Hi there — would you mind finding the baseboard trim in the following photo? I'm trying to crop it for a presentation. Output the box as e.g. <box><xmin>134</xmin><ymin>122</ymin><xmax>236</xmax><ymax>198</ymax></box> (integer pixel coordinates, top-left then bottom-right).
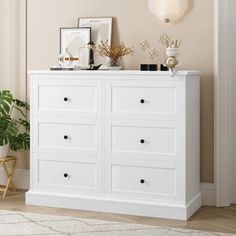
<box><xmin>200</xmin><ymin>183</ymin><xmax>216</xmax><ymax>206</ymax></box>
<box><xmin>186</xmin><ymin>192</ymin><xmax>202</xmax><ymax>218</ymax></box>
<box><xmin>26</xmin><ymin>191</ymin><xmax>201</xmax><ymax>220</ymax></box>
<box><xmin>0</xmin><ymin>168</ymin><xmax>215</xmax><ymax>207</ymax></box>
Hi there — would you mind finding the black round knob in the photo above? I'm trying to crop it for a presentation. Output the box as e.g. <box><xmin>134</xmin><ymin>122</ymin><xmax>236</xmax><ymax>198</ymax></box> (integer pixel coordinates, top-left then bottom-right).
<box><xmin>140</xmin><ymin>139</ymin><xmax>145</xmax><ymax>144</ymax></box>
<box><xmin>140</xmin><ymin>99</ymin><xmax>145</xmax><ymax>104</ymax></box>
<box><xmin>64</xmin><ymin>135</ymin><xmax>68</xmax><ymax>140</ymax></box>
<box><xmin>140</xmin><ymin>179</ymin><xmax>145</xmax><ymax>184</ymax></box>
<box><xmin>64</xmin><ymin>97</ymin><xmax>68</xmax><ymax>102</ymax></box>
<box><xmin>64</xmin><ymin>173</ymin><xmax>68</xmax><ymax>178</ymax></box>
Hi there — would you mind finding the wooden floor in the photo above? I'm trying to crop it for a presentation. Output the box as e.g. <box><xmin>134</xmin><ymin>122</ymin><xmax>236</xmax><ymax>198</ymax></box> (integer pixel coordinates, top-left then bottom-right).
<box><xmin>0</xmin><ymin>191</ymin><xmax>235</xmax><ymax>234</ymax></box>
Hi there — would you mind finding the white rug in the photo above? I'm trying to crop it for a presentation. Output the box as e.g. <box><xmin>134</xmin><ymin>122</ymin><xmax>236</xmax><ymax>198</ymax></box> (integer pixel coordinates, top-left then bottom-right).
<box><xmin>0</xmin><ymin>210</ymin><xmax>234</xmax><ymax>236</ymax></box>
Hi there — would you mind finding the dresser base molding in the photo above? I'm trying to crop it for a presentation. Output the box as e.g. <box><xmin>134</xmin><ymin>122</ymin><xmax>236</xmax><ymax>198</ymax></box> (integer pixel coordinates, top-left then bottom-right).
<box><xmin>26</xmin><ymin>191</ymin><xmax>202</xmax><ymax>220</ymax></box>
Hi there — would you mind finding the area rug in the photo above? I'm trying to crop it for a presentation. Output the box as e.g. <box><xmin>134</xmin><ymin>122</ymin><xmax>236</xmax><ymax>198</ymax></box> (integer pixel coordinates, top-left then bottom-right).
<box><xmin>0</xmin><ymin>210</ymin><xmax>234</xmax><ymax>236</ymax></box>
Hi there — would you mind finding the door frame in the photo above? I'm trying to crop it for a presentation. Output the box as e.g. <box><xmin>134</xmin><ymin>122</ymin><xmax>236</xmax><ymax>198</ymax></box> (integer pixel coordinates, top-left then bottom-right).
<box><xmin>214</xmin><ymin>0</ymin><xmax>233</xmax><ymax>207</ymax></box>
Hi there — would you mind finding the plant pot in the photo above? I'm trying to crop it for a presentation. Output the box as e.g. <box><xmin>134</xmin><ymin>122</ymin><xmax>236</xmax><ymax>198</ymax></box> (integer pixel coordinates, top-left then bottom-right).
<box><xmin>0</xmin><ymin>143</ymin><xmax>9</xmax><ymax>158</ymax></box>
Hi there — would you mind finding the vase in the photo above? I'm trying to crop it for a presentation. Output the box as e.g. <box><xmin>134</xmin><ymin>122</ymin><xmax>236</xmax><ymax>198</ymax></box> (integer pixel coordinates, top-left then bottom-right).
<box><xmin>165</xmin><ymin>47</ymin><xmax>180</xmax><ymax>72</ymax></box>
<box><xmin>0</xmin><ymin>143</ymin><xmax>9</xmax><ymax>158</ymax></box>
<box><xmin>107</xmin><ymin>58</ymin><xmax>122</xmax><ymax>70</ymax></box>
<box><xmin>166</xmin><ymin>47</ymin><xmax>180</xmax><ymax>58</ymax></box>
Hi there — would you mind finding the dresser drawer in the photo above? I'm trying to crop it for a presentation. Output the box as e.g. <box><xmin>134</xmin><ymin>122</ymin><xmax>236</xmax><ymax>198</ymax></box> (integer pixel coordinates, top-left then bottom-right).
<box><xmin>32</xmin><ymin>79</ymin><xmax>102</xmax><ymax>117</ymax></box>
<box><xmin>105</xmin><ymin>80</ymin><xmax>182</xmax><ymax>120</ymax></box>
<box><xmin>105</xmin><ymin>164</ymin><xmax>176</xmax><ymax>200</ymax></box>
<box><xmin>36</xmin><ymin>158</ymin><xmax>101</xmax><ymax>196</ymax></box>
<box><xmin>33</xmin><ymin>117</ymin><xmax>102</xmax><ymax>156</ymax></box>
<box><xmin>105</xmin><ymin>119</ymin><xmax>179</xmax><ymax>161</ymax></box>
<box><xmin>112</xmin><ymin>125</ymin><xmax>176</xmax><ymax>153</ymax></box>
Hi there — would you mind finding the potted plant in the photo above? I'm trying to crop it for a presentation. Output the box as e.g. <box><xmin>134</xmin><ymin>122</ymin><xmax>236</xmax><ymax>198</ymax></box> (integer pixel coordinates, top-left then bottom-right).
<box><xmin>96</xmin><ymin>41</ymin><xmax>134</xmax><ymax>69</ymax></box>
<box><xmin>0</xmin><ymin>90</ymin><xmax>30</xmax><ymax>158</ymax></box>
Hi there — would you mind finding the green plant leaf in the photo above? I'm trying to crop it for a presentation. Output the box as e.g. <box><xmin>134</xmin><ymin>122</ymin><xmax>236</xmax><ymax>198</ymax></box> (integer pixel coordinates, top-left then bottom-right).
<box><xmin>12</xmin><ymin>106</ymin><xmax>27</xmax><ymax>119</ymax></box>
<box><xmin>10</xmin><ymin>133</ymin><xmax>30</xmax><ymax>151</ymax></box>
<box><xmin>17</xmin><ymin>119</ymin><xmax>30</xmax><ymax>131</ymax></box>
<box><xmin>0</xmin><ymin>116</ymin><xmax>18</xmax><ymax>146</ymax></box>
<box><xmin>0</xmin><ymin>91</ymin><xmax>13</xmax><ymax>116</ymax></box>
<box><xmin>0</xmin><ymin>90</ymin><xmax>30</xmax><ymax>152</ymax></box>
<box><xmin>13</xmin><ymin>99</ymin><xmax>30</xmax><ymax>111</ymax></box>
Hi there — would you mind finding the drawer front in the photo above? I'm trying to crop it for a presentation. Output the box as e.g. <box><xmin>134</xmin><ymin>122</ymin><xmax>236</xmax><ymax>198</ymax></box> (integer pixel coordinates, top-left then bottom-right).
<box><xmin>112</xmin><ymin>126</ymin><xmax>176</xmax><ymax>154</ymax></box>
<box><xmin>32</xmin><ymin>79</ymin><xmax>102</xmax><ymax>117</ymax></box>
<box><xmin>112</xmin><ymin>165</ymin><xmax>175</xmax><ymax>195</ymax></box>
<box><xmin>33</xmin><ymin>117</ymin><xmax>102</xmax><ymax>156</ymax></box>
<box><xmin>104</xmin><ymin>161</ymin><xmax>178</xmax><ymax>201</ymax></box>
<box><xmin>105</xmin><ymin>119</ymin><xmax>180</xmax><ymax>161</ymax></box>
<box><xmin>105</xmin><ymin>80</ymin><xmax>183</xmax><ymax>120</ymax></box>
<box><xmin>34</xmin><ymin>156</ymin><xmax>101</xmax><ymax>196</ymax></box>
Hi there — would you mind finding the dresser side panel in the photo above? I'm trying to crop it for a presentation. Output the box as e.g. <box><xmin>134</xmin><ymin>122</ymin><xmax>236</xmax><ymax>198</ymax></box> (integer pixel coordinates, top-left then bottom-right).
<box><xmin>185</xmin><ymin>76</ymin><xmax>201</xmax><ymax>203</ymax></box>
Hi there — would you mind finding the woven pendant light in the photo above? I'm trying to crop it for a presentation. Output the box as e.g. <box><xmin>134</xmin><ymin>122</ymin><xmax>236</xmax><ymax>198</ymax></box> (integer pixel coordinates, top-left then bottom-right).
<box><xmin>148</xmin><ymin>0</ymin><xmax>189</xmax><ymax>24</ymax></box>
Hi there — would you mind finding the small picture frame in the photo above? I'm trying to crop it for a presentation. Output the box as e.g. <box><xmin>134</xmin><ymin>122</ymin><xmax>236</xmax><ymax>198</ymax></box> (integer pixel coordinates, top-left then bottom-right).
<box><xmin>78</xmin><ymin>17</ymin><xmax>112</xmax><ymax>65</ymax></box>
<box><xmin>60</xmin><ymin>27</ymin><xmax>91</xmax><ymax>67</ymax></box>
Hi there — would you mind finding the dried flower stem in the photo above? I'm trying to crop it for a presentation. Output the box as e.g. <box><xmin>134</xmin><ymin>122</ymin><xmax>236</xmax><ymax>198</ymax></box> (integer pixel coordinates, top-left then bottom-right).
<box><xmin>160</xmin><ymin>34</ymin><xmax>181</xmax><ymax>48</ymax></box>
<box><xmin>96</xmin><ymin>41</ymin><xmax>134</xmax><ymax>62</ymax></box>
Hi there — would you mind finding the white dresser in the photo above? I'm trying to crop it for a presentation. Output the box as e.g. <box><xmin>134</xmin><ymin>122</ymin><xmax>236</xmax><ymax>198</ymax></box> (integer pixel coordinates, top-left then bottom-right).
<box><xmin>26</xmin><ymin>70</ymin><xmax>201</xmax><ymax>220</ymax></box>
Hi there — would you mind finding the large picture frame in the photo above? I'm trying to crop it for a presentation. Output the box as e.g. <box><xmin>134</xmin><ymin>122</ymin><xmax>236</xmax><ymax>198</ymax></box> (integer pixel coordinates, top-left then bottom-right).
<box><xmin>60</xmin><ymin>27</ymin><xmax>91</xmax><ymax>67</ymax></box>
<box><xmin>78</xmin><ymin>17</ymin><xmax>112</xmax><ymax>65</ymax></box>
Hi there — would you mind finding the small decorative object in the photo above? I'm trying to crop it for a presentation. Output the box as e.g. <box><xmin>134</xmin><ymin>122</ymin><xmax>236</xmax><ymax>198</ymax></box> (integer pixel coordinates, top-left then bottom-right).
<box><xmin>58</xmin><ymin>49</ymin><xmax>74</xmax><ymax>67</ymax></box>
<box><xmin>160</xmin><ymin>34</ymin><xmax>181</xmax><ymax>48</ymax></box>
<box><xmin>78</xmin><ymin>17</ymin><xmax>112</xmax><ymax>66</ymax></box>
<box><xmin>140</xmin><ymin>40</ymin><xmax>159</xmax><ymax>61</ymax></box>
<box><xmin>160</xmin><ymin>64</ymin><xmax>169</xmax><ymax>71</ymax></box>
<box><xmin>140</xmin><ymin>64</ymin><xmax>158</xmax><ymax>71</ymax></box>
<box><xmin>140</xmin><ymin>64</ymin><xmax>149</xmax><ymax>71</ymax></box>
<box><xmin>160</xmin><ymin>34</ymin><xmax>181</xmax><ymax>73</ymax></box>
<box><xmin>87</xmin><ymin>41</ymin><xmax>95</xmax><ymax>69</ymax></box>
<box><xmin>60</xmin><ymin>27</ymin><xmax>91</xmax><ymax>67</ymax></box>
<box><xmin>165</xmin><ymin>56</ymin><xmax>178</xmax><ymax>71</ymax></box>
<box><xmin>149</xmin><ymin>64</ymin><xmax>158</xmax><ymax>71</ymax></box>
<box><xmin>86</xmin><ymin>41</ymin><xmax>102</xmax><ymax>70</ymax></box>
<box><xmin>148</xmin><ymin>0</ymin><xmax>190</xmax><ymax>24</ymax></box>
<box><xmin>96</xmin><ymin>41</ymin><xmax>134</xmax><ymax>69</ymax></box>
<box><xmin>0</xmin><ymin>91</ymin><xmax>30</xmax><ymax>158</ymax></box>
<box><xmin>50</xmin><ymin>66</ymin><xmax>74</xmax><ymax>71</ymax></box>
<box><xmin>165</xmin><ymin>47</ymin><xmax>179</xmax><ymax>70</ymax></box>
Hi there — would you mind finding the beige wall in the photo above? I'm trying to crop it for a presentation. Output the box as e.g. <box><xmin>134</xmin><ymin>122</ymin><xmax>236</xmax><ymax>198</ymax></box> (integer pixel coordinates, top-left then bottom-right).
<box><xmin>27</xmin><ymin>0</ymin><xmax>214</xmax><ymax>182</ymax></box>
<box><xmin>0</xmin><ymin>0</ymin><xmax>27</xmax><ymax>169</ymax></box>
<box><xmin>0</xmin><ymin>0</ymin><xmax>26</xmax><ymax>100</ymax></box>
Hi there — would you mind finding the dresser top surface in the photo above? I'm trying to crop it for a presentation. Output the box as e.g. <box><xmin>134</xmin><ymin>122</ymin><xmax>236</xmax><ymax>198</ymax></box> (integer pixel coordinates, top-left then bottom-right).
<box><xmin>28</xmin><ymin>70</ymin><xmax>201</xmax><ymax>77</ymax></box>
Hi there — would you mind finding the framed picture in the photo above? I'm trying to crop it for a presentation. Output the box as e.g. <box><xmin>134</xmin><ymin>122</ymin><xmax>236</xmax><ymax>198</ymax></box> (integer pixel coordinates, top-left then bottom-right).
<box><xmin>60</xmin><ymin>27</ymin><xmax>91</xmax><ymax>66</ymax></box>
<box><xmin>78</xmin><ymin>17</ymin><xmax>112</xmax><ymax>65</ymax></box>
